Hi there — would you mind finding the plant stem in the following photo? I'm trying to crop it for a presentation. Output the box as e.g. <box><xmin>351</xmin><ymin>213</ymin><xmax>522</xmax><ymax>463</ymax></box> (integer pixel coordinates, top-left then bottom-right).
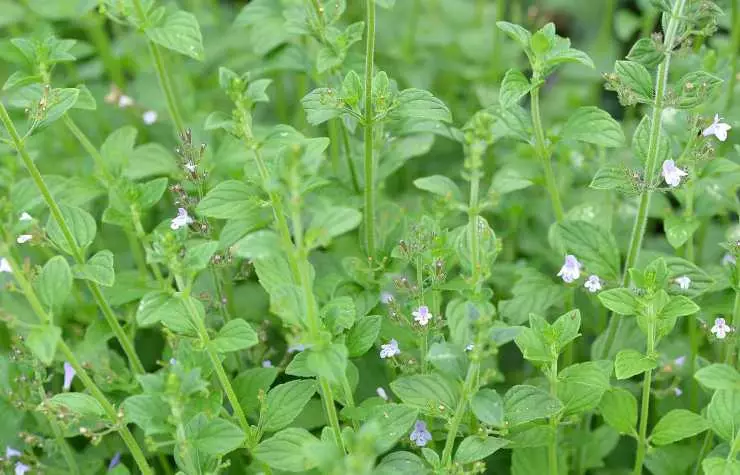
<box><xmin>468</xmin><ymin>154</ymin><xmax>482</xmax><ymax>288</ymax></box>
<box><xmin>692</xmin><ymin>431</ymin><xmax>715</xmax><ymax>475</ymax></box>
<box><xmin>725</xmin><ymin>259</ymin><xmax>740</xmax><ymax>365</ymax></box>
<box><xmin>598</xmin><ymin>0</ymin><xmax>687</xmax><ymax>360</ymax></box>
<box><xmin>0</xmin><ymin>104</ymin><xmax>145</xmax><ymax>375</ymax></box>
<box><xmin>633</xmin><ymin>323</ymin><xmax>656</xmax><ymax>475</ymax></box>
<box><xmin>441</xmin><ymin>360</ymin><xmax>480</xmax><ymax>467</ymax></box>
<box><xmin>530</xmin><ymin>85</ymin><xmax>565</xmax><ymax>223</ymax></box>
<box><xmin>42</xmin><ymin>392</ymin><xmax>81</xmax><ymax>475</ymax></box>
<box><xmin>6</xmin><ymin>255</ymin><xmax>153</xmax><ymax>475</ymax></box>
<box><xmin>726</xmin><ymin>0</ymin><xmax>740</xmax><ymax>111</ymax></box>
<box><xmin>341</xmin><ymin>122</ymin><xmax>360</xmax><ymax>193</ymax></box>
<box><xmin>363</xmin><ymin>0</ymin><xmax>377</xmax><ymax>258</ymax></box>
<box><xmin>548</xmin><ymin>359</ymin><xmax>559</xmax><ymax>475</ymax></box>
<box><xmin>86</xmin><ymin>14</ymin><xmax>125</xmax><ymax>87</ymax></box>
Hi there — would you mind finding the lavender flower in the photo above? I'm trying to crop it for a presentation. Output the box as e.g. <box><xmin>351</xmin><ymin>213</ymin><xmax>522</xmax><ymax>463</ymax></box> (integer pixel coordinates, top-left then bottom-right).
<box><xmin>16</xmin><ymin>235</ymin><xmax>32</xmax><ymax>244</ymax></box>
<box><xmin>711</xmin><ymin>318</ymin><xmax>732</xmax><ymax>339</ymax></box>
<box><xmin>5</xmin><ymin>447</ymin><xmax>21</xmax><ymax>458</ymax></box>
<box><xmin>63</xmin><ymin>362</ymin><xmax>76</xmax><ymax>391</ymax></box>
<box><xmin>288</xmin><ymin>343</ymin><xmax>306</xmax><ymax>353</ymax></box>
<box><xmin>675</xmin><ymin>276</ymin><xmax>691</xmax><ymax>290</ymax></box>
<box><xmin>262</xmin><ymin>360</ymin><xmax>273</xmax><ymax>368</ymax></box>
<box><xmin>584</xmin><ymin>275</ymin><xmax>602</xmax><ymax>293</ymax></box>
<box><xmin>15</xmin><ymin>463</ymin><xmax>30</xmax><ymax>475</ymax></box>
<box><xmin>376</xmin><ymin>387</ymin><xmax>388</xmax><ymax>401</ymax></box>
<box><xmin>380</xmin><ymin>292</ymin><xmax>394</xmax><ymax>304</ymax></box>
<box><xmin>380</xmin><ymin>339</ymin><xmax>400</xmax><ymax>359</ymax></box>
<box><xmin>409</xmin><ymin>420</ymin><xmax>432</xmax><ymax>447</ymax></box>
<box><xmin>702</xmin><ymin>114</ymin><xmax>731</xmax><ymax>141</ymax></box>
<box><xmin>170</xmin><ymin>208</ymin><xmax>194</xmax><ymax>230</ymax></box>
<box><xmin>673</xmin><ymin>387</ymin><xmax>683</xmax><ymax>397</ymax></box>
<box><xmin>412</xmin><ymin>306</ymin><xmax>432</xmax><ymax>326</ymax></box>
<box><xmin>661</xmin><ymin>160</ymin><xmax>687</xmax><ymax>187</ymax></box>
<box><xmin>118</xmin><ymin>95</ymin><xmax>133</xmax><ymax>108</ymax></box>
<box><xmin>722</xmin><ymin>253</ymin><xmax>736</xmax><ymax>266</ymax></box>
<box><xmin>142</xmin><ymin>110</ymin><xmax>158</xmax><ymax>125</ymax></box>
<box><xmin>674</xmin><ymin>356</ymin><xmax>686</xmax><ymax>367</ymax></box>
<box><xmin>0</xmin><ymin>258</ymin><xmax>12</xmax><ymax>273</ymax></box>
<box><xmin>19</xmin><ymin>212</ymin><xmax>32</xmax><ymax>222</ymax></box>
<box><xmin>108</xmin><ymin>452</ymin><xmax>121</xmax><ymax>470</ymax></box>
<box><xmin>557</xmin><ymin>255</ymin><xmax>581</xmax><ymax>283</ymax></box>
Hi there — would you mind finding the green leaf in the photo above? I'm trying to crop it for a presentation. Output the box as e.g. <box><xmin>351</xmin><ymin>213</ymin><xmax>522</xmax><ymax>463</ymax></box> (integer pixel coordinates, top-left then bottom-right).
<box><xmin>375</xmin><ymin>451</ymin><xmax>426</xmax><ymax>475</ymax></box>
<box><xmin>390</xmin><ymin>374</ymin><xmax>460</xmax><ymax>413</ymax></box>
<box><xmin>233</xmin><ymin>230</ymin><xmax>281</xmax><ymax>261</ymax></box>
<box><xmin>662</xmin><ymin>256</ymin><xmax>714</xmax><ymax>298</ymax></box>
<box><xmin>413</xmin><ymin>175</ymin><xmax>463</xmax><ymax>202</ymax></box>
<box><xmin>427</xmin><ymin>342</ymin><xmax>467</xmax><ymax>380</ymax></box>
<box><xmin>626</xmin><ymin>37</ymin><xmax>663</xmax><ymax>68</ymax></box>
<box><xmin>598</xmin><ymin>289</ymin><xmax>640</xmax><ymax>315</ymax></box>
<box><xmin>196</xmin><ymin>181</ymin><xmax>259</xmax><ymax>219</ymax></box>
<box><xmin>192</xmin><ymin>417</ymin><xmax>245</xmax><ymax>455</ymax></box>
<box><xmin>306</xmin><ymin>207</ymin><xmax>362</xmax><ymax>249</ymax></box>
<box><xmin>504</xmin><ymin>385</ymin><xmax>563</xmax><ymax>426</ymax></box>
<box><xmin>366</xmin><ymin>404</ymin><xmax>418</xmax><ymax>453</ymax></box>
<box><xmin>499</xmin><ymin>69</ymin><xmax>531</xmax><ymax>108</ymax></box>
<box><xmin>346</xmin><ymin>315</ymin><xmax>381</xmax><ymax>357</ymax></box>
<box><xmin>136</xmin><ymin>291</ymin><xmax>178</xmax><ymax>327</ymax></box>
<box><xmin>36</xmin><ymin>256</ymin><xmax>73</xmax><ymax>310</ymax></box>
<box><xmin>233</xmin><ymin>367</ymin><xmax>279</xmax><ymax>415</ymax></box>
<box><xmin>496</xmin><ymin>21</ymin><xmax>532</xmax><ymax>51</ymax></box>
<box><xmin>614</xmin><ymin>60</ymin><xmax>653</xmax><ymax>102</ymax></box>
<box><xmin>26</xmin><ymin>325</ymin><xmax>62</xmax><ymax>365</ymax></box>
<box><xmin>48</xmin><ymin>392</ymin><xmax>106</xmax><ymax>417</ymax></box>
<box><xmin>320</xmin><ymin>297</ymin><xmax>356</xmax><ymax>335</ymax></box>
<box><xmin>34</xmin><ymin>88</ymin><xmax>79</xmax><ymax>132</ymax></box>
<box><xmin>552</xmin><ymin>309</ymin><xmax>582</xmax><ymax>353</ymax></box>
<box><xmin>664</xmin><ymin>215</ymin><xmax>700</xmax><ymax>249</ymax></box>
<box><xmin>123</xmin><ymin>394</ymin><xmax>170</xmax><ymax>435</ymax></box>
<box><xmin>695</xmin><ymin>364</ymin><xmax>740</xmax><ymax>391</ymax></box>
<box><xmin>615</xmin><ymin>349</ymin><xmax>657</xmax><ymax>380</ymax></box>
<box><xmin>649</xmin><ymin>409</ymin><xmax>709</xmax><ymax>445</ymax></box>
<box><xmin>46</xmin><ymin>204</ymin><xmax>97</xmax><ymax>255</ymax></box>
<box><xmin>560</xmin><ymin>107</ymin><xmax>625</xmax><ymax>147</ymax></box>
<box><xmin>72</xmin><ymin>250</ymin><xmax>115</xmax><ymax>287</ymax></box>
<box><xmin>454</xmin><ymin>436</ymin><xmax>509</xmax><ymax>464</ymax></box>
<box><xmin>659</xmin><ymin>296</ymin><xmax>699</xmax><ymax>320</ymax></box>
<box><xmin>234</xmin><ymin>0</ymin><xmax>294</xmax><ymax>55</ymax></box>
<box><xmin>394</xmin><ymin>89</ymin><xmax>452</xmax><ymax>123</ymax></box>
<box><xmin>558</xmin><ymin>361</ymin><xmax>612</xmax><ymax>416</ymax></box>
<box><xmin>675</xmin><ymin>71</ymin><xmax>723</xmax><ymax>109</ymax></box>
<box><xmin>146</xmin><ymin>10</ymin><xmax>204</xmax><ymax>61</ymax></box>
<box><xmin>301</xmin><ymin>88</ymin><xmax>345</xmax><ymax>125</ymax></box>
<box><xmin>471</xmin><ymin>389</ymin><xmax>505</xmax><ymax>428</ymax></box>
<box><xmin>590</xmin><ymin>167</ymin><xmax>636</xmax><ymax>193</ymax></box>
<box><xmin>253</xmin><ymin>428</ymin><xmax>320</xmax><ymax>472</ymax></box>
<box><xmin>211</xmin><ymin>320</ymin><xmax>258</xmax><ymax>353</ymax></box>
<box><xmin>490</xmin><ymin>167</ymin><xmax>533</xmax><ymax>195</ymax></box>
<box><xmin>306</xmin><ymin>344</ymin><xmax>348</xmax><ymax>384</ymax></box>
<box><xmin>374</xmin><ymin>0</ymin><xmax>395</xmax><ymax>7</ymax></box>
<box><xmin>555</xmin><ymin>220</ymin><xmax>621</xmax><ymax>282</ymax></box>
<box><xmin>263</xmin><ymin>379</ymin><xmax>317</xmax><ymax>432</ymax></box>
<box><xmin>707</xmin><ymin>390</ymin><xmax>740</xmax><ymax>442</ymax></box>
<box><xmin>599</xmin><ymin>387</ymin><xmax>638</xmax><ymax>436</ymax></box>
<box><xmin>702</xmin><ymin>458</ymin><xmax>740</xmax><ymax>475</ymax></box>
<box><xmin>247</xmin><ymin>79</ymin><xmax>273</xmax><ymax>103</ymax></box>
<box><xmin>183</xmin><ymin>241</ymin><xmax>218</xmax><ymax>273</ymax></box>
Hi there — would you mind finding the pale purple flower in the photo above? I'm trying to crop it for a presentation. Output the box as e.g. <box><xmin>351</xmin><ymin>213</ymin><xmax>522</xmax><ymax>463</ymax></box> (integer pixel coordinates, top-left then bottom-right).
<box><xmin>673</xmin><ymin>387</ymin><xmax>683</xmax><ymax>397</ymax></box>
<box><xmin>15</xmin><ymin>463</ymin><xmax>30</xmax><ymax>475</ymax></box>
<box><xmin>409</xmin><ymin>420</ymin><xmax>432</xmax><ymax>447</ymax></box>
<box><xmin>142</xmin><ymin>110</ymin><xmax>158</xmax><ymax>125</ymax></box>
<box><xmin>722</xmin><ymin>253</ymin><xmax>737</xmax><ymax>266</ymax></box>
<box><xmin>117</xmin><ymin>95</ymin><xmax>133</xmax><ymax>108</ymax></box>
<box><xmin>675</xmin><ymin>276</ymin><xmax>691</xmax><ymax>290</ymax></box>
<box><xmin>0</xmin><ymin>258</ymin><xmax>12</xmax><ymax>273</ymax></box>
<box><xmin>170</xmin><ymin>208</ymin><xmax>193</xmax><ymax>230</ymax></box>
<box><xmin>63</xmin><ymin>362</ymin><xmax>76</xmax><ymax>391</ymax></box>
<box><xmin>674</xmin><ymin>356</ymin><xmax>686</xmax><ymax>367</ymax></box>
<box><xmin>557</xmin><ymin>255</ymin><xmax>581</xmax><ymax>283</ymax></box>
<box><xmin>16</xmin><ymin>234</ymin><xmax>32</xmax><ymax>244</ymax></box>
<box><xmin>465</xmin><ymin>344</ymin><xmax>474</xmax><ymax>352</ymax></box>
<box><xmin>702</xmin><ymin>114</ymin><xmax>731</xmax><ymax>142</ymax></box>
<box><xmin>412</xmin><ymin>306</ymin><xmax>432</xmax><ymax>326</ymax></box>
<box><xmin>5</xmin><ymin>447</ymin><xmax>21</xmax><ymax>458</ymax></box>
<box><xmin>711</xmin><ymin>318</ymin><xmax>733</xmax><ymax>339</ymax></box>
<box><xmin>169</xmin><ymin>358</ymin><xmax>177</xmax><ymax>365</ymax></box>
<box><xmin>584</xmin><ymin>275</ymin><xmax>602</xmax><ymax>293</ymax></box>
<box><xmin>380</xmin><ymin>339</ymin><xmax>400</xmax><ymax>359</ymax></box>
<box><xmin>662</xmin><ymin>160</ymin><xmax>688</xmax><ymax>188</ymax></box>
<box><xmin>184</xmin><ymin>161</ymin><xmax>196</xmax><ymax>173</ymax></box>
<box><xmin>262</xmin><ymin>360</ymin><xmax>273</xmax><ymax>368</ymax></box>
<box><xmin>380</xmin><ymin>292</ymin><xmax>394</xmax><ymax>304</ymax></box>
<box><xmin>288</xmin><ymin>343</ymin><xmax>306</xmax><ymax>353</ymax></box>
<box><xmin>108</xmin><ymin>452</ymin><xmax>121</xmax><ymax>470</ymax></box>
<box><xmin>19</xmin><ymin>212</ymin><xmax>32</xmax><ymax>222</ymax></box>
<box><xmin>376</xmin><ymin>387</ymin><xmax>388</xmax><ymax>401</ymax></box>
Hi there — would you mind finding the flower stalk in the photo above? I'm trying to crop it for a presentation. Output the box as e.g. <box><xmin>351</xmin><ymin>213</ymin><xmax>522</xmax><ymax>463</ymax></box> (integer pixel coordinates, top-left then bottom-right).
<box><xmin>363</xmin><ymin>0</ymin><xmax>377</xmax><ymax>258</ymax></box>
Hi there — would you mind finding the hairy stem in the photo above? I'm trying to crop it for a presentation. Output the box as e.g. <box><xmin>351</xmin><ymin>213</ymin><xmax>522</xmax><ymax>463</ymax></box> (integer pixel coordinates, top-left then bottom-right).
<box><xmin>42</xmin><ymin>391</ymin><xmax>81</xmax><ymax>475</ymax></box>
<box><xmin>0</xmin><ymin>104</ymin><xmax>145</xmax><ymax>375</ymax></box>
<box><xmin>85</xmin><ymin>14</ymin><xmax>125</xmax><ymax>87</ymax></box>
<box><xmin>598</xmin><ymin>0</ymin><xmax>687</xmax><ymax>360</ymax></box>
<box><xmin>548</xmin><ymin>359</ymin><xmax>559</xmax><ymax>475</ymax></box>
<box><xmin>725</xmin><ymin>259</ymin><xmax>740</xmax><ymax>365</ymax></box>
<box><xmin>531</xmin><ymin>85</ymin><xmax>565</xmax><ymax>223</ymax></box>
<box><xmin>726</xmin><ymin>0</ymin><xmax>740</xmax><ymax>111</ymax></box>
<box><xmin>441</xmin><ymin>360</ymin><xmax>480</xmax><ymax>466</ymax></box>
<box><xmin>633</xmin><ymin>323</ymin><xmax>656</xmax><ymax>475</ymax></box>
<box><xmin>363</xmin><ymin>0</ymin><xmax>377</xmax><ymax>258</ymax></box>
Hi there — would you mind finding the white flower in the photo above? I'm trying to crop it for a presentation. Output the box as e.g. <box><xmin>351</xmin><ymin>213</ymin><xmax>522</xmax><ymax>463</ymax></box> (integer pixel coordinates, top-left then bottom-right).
<box><xmin>0</xmin><ymin>258</ymin><xmax>12</xmax><ymax>273</ymax></box>
<box><xmin>169</xmin><ymin>358</ymin><xmax>177</xmax><ymax>365</ymax></box>
<box><xmin>674</xmin><ymin>356</ymin><xmax>686</xmax><ymax>367</ymax></box>
<box><xmin>16</xmin><ymin>234</ymin><xmax>32</xmax><ymax>244</ymax></box>
<box><xmin>5</xmin><ymin>446</ymin><xmax>21</xmax><ymax>458</ymax></box>
<box><xmin>118</xmin><ymin>95</ymin><xmax>133</xmax><ymax>108</ymax></box>
<box><xmin>288</xmin><ymin>343</ymin><xmax>306</xmax><ymax>353</ymax></box>
<box><xmin>19</xmin><ymin>212</ymin><xmax>32</xmax><ymax>221</ymax></box>
<box><xmin>380</xmin><ymin>339</ymin><xmax>400</xmax><ymax>359</ymax></box>
<box><xmin>675</xmin><ymin>275</ymin><xmax>691</xmax><ymax>290</ymax></box>
<box><xmin>376</xmin><ymin>387</ymin><xmax>388</xmax><ymax>400</ymax></box>
<box><xmin>15</xmin><ymin>462</ymin><xmax>30</xmax><ymax>475</ymax></box>
<box><xmin>63</xmin><ymin>362</ymin><xmax>76</xmax><ymax>391</ymax></box>
<box><xmin>170</xmin><ymin>208</ymin><xmax>193</xmax><ymax>230</ymax></box>
<box><xmin>584</xmin><ymin>275</ymin><xmax>602</xmax><ymax>293</ymax></box>
<box><xmin>702</xmin><ymin>114</ymin><xmax>732</xmax><ymax>142</ymax></box>
<box><xmin>380</xmin><ymin>292</ymin><xmax>394</xmax><ymax>304</ymax></box>
<box><xmin>722</xmin><ymin>253</ymin><xmax>737</xmax><ymax>266</ymax></box>
<box><xmin>662</xmin><ymin>160</ymin><xmax>688</xmax><ymax>188</ymax></box>
<box><xmin>557</xmin><ymin>255</ymin><xmax>581</xmax><ymax>283</ymax></box>
<box><xmin>261</xmin><ymin>360</ymin><xmax>273</xmax><ymax>368</ymax></box>
<box><xmin>412</xmin><ymin>305</ymin><xmax>432</xmax><ymax>326</ymax></box>
<box><xmin>673</xmin><ymin>387</ymin><xmax>683</xmax><ymax>397</ymax></box>
<box><xmin>142</xmin><ymin>110</ymin><xmax>158</xmax><ymax>125</ymax></box>
<box><xmin>710</xmin><ymin>318</ymin><xmax>733</xmax><ymax>339</ymax></box>
<box><xmin>184</xmin><ymin>161</ymin><xmax>197</xmax><ymax>173</ymax></box>
<box><xmin>465</xmin><ymin>344</ymin><xmax>474</xmax><ymax>352</ymax></box>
